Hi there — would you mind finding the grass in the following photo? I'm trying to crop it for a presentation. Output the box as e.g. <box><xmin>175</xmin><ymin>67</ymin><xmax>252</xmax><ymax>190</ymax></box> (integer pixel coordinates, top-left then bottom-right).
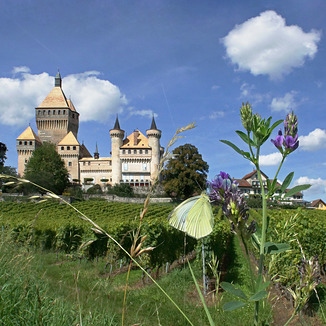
<box><xmin>0</xmin><ymin>228</ymin><xmax>276</xmax><ymax>326</ymax></box>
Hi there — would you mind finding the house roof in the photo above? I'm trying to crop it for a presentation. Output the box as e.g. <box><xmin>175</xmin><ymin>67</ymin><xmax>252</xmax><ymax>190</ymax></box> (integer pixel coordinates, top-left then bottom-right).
<box><xmin>234</xmin><ymin>178</ymin><xmax>251</xmax><ymax>187</ymax></box>
<box><xmin>67</xmin><ymin>99</ymin><xmax>77</xmax><ymax>112</ymax></box>
<box><xmin>310</xmin><ymin>199</ymin><xmax>326</xmax><ymax>207</ymax></box>
<box><xmin>121</xmin><ymin>130</ymin><xmax>150</xmax><ymax>149</ymax></box>
<box><xmin>242</xmin><ymin>169</ymin><xmax>269</xmax><ymax>180</ymax></box>
<box><xmin>17</xmin><ymin>126</ymin><xmax>41</xmax><ymax>143</ymax></box>
<box><xmin>38</xmin><ymin>86</ymin><xmax>70</xmax><ymax>108</ymax></box>
<box><xmin>57</xmin><ymin>132</ymin><xmax>80</xmax><ymax>146</ymax></box>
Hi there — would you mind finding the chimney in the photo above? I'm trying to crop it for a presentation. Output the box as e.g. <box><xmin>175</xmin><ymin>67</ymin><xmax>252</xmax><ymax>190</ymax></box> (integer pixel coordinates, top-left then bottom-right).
<box><xmin>133</xmin><ymin>130</ymin><xmax>139</xmax><ymax>146</ymax></box>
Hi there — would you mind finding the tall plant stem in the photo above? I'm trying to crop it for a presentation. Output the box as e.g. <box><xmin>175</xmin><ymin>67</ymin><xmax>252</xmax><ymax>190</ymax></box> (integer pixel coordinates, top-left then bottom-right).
<box><xmin>121</xmin><ymin>260</ymin><xmax>133</xmax><ymax>326</ymax></box>
<box><xmin>255</xmin><ymin>163</ymin><xmax>268</xmax><ymax>326</ymax></box>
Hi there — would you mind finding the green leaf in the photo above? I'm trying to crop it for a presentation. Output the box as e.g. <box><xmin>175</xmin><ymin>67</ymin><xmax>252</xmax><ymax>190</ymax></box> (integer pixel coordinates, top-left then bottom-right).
<box><xmin>235</xmin><ymin>131</ymin><xmax>256</xmax><ymax>147</ymax></box>
<box><xmin>283</xmin><ymin>184</ymin><xmax>311</xmax><ymax>198</ymax></box>
<box><xmin>264</xmin><ymin>242</ymin><xmax>290</xmax><ymax>254</ymax></box>
<box><xmin>249</xmin><ymin>290</ymin><xmax>268</xmax><ymax>302</ymax></box>
<box><xmin>280</xmin><ymin>172</ymin><xmax>294</xmax><ymax>193</ymax></box>
<box><xmin>269</xmin><ymin>119</ymin><xmax>283</xmax><ymax>133</ymax></box>
<box><xmin>266</xmin><ymin>179</ymin><xmax>272</xmax><ymax>192</ymax></box>
<box><xmin>220</xmin><ymin>282</ymin><xmax>247</xmax><ymax>300</ymax></box>
<box><xmin>223</xmin><ymin>301</ymin><xmax>246</xmax><ymax>311</ymax></box>
<box><xmin>220</xmin><ymin>140</ymin><xmax>243</xmax><ymax>156</ymax></box>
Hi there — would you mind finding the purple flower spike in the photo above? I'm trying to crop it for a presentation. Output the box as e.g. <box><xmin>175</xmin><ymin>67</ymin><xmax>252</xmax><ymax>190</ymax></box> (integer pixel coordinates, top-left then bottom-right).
<box><xmin>284</xmin><ymin>135</ymin><xmax>299</xmax><ymax>152</ymax></box>
<box><xmin>271</xmin><ymin>129</ymin><xmax>284</xmax><ymax>152</ymax></box>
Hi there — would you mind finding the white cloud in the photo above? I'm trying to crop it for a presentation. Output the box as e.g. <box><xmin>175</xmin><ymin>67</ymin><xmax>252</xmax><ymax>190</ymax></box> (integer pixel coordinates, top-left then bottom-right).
<box><xmin>63</xmin><ymin>71</ymin><xmax>127</xmax><ymax>122</ymax></box>
<box><xmin>240</xmin><ymin>83</ymin><xmax>267</xmax><ymax>103</ymax></box>
<box><xmin>294</xmin><ymin>176</ymin><xmax>326</xmax><ymax>198</ymax></box>
<box><xmin>222</xmin><ymin>11</ymin><xmax>321</xmax><ymax>79</ymax></box>
<box><xmin>128</xmin><ymin>109</ymin><xmax>157</xmax><ymax>119</ymax></box>
<box><xmin>270</xmin><ymin>91</ymin><xmax>297</xmax><ymax>112</ymax></box>
<box><xmin>299</xmin><ymin>128</ymin><xmax>326</xmax><ymax>151</ymax></box>
<box><xmin>211</xmin><ymin>85</ymin><xmax>220</xmax><ymax>90</ymax></box>
<box><xmin>259</xmin><ymin>152</ymin><xmax>283</xmax><ymax>166</ymax></box>
<box><xmin>0</xmin><ymin>68</ymin><xmax>128</xmax><ymax>127</ymax></box>
<box><xmin>209</xmin><ymin>111</ymin><xmax>225</xmax><ymax>119</ymax></box>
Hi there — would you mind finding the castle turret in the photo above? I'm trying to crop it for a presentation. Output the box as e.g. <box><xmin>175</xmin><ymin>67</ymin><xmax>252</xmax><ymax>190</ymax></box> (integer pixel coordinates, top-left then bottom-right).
<box><xmin>35</xmin><ymin>72</ymin><xmax>79</xmax><ymax>144</ymax></box>
<box><xmin>94</xmin><ymin>143</ymin><xmax>99</xmax><ymax>159</ymax></box>
<box><xmin>109</xmin><ymin>116</ymin><xmax>124</xmax><ymax>185</ymax></box>
<box><xmin>16</xmin><ymin>126</ymin><xmax>42</xmax><ymax>176</ymax></box>
<box><xmin>146</xmin><ymin>116</ymin><xmax>161</xmax><ymax>182</ymax></box>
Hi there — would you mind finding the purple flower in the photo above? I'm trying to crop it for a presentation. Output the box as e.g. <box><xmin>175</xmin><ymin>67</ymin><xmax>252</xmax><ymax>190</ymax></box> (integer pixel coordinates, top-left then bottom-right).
<box><xmin>284</xmin><ymin>134</ymin><xmax>299</xmax><ymax>152</ymax></box>
<box><xmin>271</xmin><ymin>129</ymin><xmax>284</xmax><ymax>152</ymax></box>
<box><xmin>271</xmin><ymin>112</ymin><xmax>299</xmax><ymax>155</ymax></box>
<box><xmin>207</xmin><ymin>172</ymin><xmax>254</xmax><ymax>236</ymax></box>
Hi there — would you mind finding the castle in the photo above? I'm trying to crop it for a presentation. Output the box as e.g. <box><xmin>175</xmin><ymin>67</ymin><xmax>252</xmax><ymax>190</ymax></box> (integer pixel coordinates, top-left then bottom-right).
<box><xmin>16</xmin><ymin>72</ymin><xmax>163</xmax><ymax>189</ymax></box>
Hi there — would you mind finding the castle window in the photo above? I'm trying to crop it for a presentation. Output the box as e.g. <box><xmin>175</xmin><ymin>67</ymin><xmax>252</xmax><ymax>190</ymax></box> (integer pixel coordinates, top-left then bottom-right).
<box><xmin>145</xmin><ymin>150</ymin><xmax>148</xmax><ymax>154</ymax></box>
<box><xmin>134</xmin><ymin>150</ymin><xmax>137</xmax><ymax>154</ymax></box>
<box><xmin>109</xmin><ymin>161</ymin><xmax>112</xmax><ymax>166</ymax></box>
<box><xmin>61</xmin><ymin>146</ymin><xmax>64</xmax><ymax>150</ymax></box>
<box><xmin>68</xmin><ymin>161</ymin><xmax>72</xmax><ymax>167</ymax></box>
<box><xmin>67</xmin><ymin>146</ymin><xmax>70</xmax><ymax>150</ymax></box>
<box><xmin>122</xmin><ymin>150</ymin><xmax>125</xmax><ymax>154</ymax></box>
<box><xmin>25</xmin><ymin>159</ymin><xmax>28</xmax><ymax>163</ymax></box>
<box><xmin>139</xmin><ymin>150</ymin><xmax>142</xmax><ymax>154</ymax></box>
<box><xmin>38</xmin><ymin>110</ymin><xmax>40</xmax><ymax>115</ymax></box>
<box><xmin>83</xmin><ymin>162</ymin><xmax>85</xmax><ymax>166</ymax></box>
<box><xmin>19</xmin><ymin>141</ymin><xmax>22</xmax><ymax>145</ymax></box>
<box><xmin>48</xmin><ymin>110</ymin><xmax>50</xmax><ymax>115</ymax></box>
<box><xmin>63</xmin><ymin>110</ymin><xmax>66</xmax><ymax>115</ymax></box>
<box><xmin>24</xmin><ymin>141</ymin><xmax>27</xmax><ymax>145</ymax></box>
<box><xmin>53</xmin><ymin>110</ymin><xmax>56</xmax><ymax>115</ymax></box>
<box><xmin>128</xmin><ymin>149</ymin><xmax>131</xmax><ymax>154</ymax></box>
<box><xmin>58</xmin><ymin>110</ymin><xmax>61</xmax><ymax>115</ymax></box>
<box><xmin>43</xmin><ymin>110</ymin><xmax>45</xmax><ymax>114</ymax></box>
<box><xmin>123</xmin><ymin>163</ymin><xmax>128</xmax><ymax>171</ymax></box>
<box><xmin>72</xmin><ymin>113</ymin><xmax>75</xmax><ymax>118</ymax></box>
<box><xmin>73</xmin><ymin>146</ymin><xmax>76</xmax><ymax>150</ymax></box>
<box><xmin>29</xmin><ymin>141</ymin><xmax>32</xmax><ymax>145</ymax></box>
<box><xmin>88</xmin><ymin>162</ymin><xmax>90</xmax><ymax>165</ymax></box>
<box><xmin>142</xmin><ymin>163</ymin><xmax>147</xmax><ymax>171</ymax></box>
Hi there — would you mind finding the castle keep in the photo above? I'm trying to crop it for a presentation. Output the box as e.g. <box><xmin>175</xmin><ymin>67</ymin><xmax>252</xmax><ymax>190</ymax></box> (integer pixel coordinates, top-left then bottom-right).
<box><xmin>16</xmin><ymin>72</ymin><xmax>163</xmax><ymax>189</ymax></box>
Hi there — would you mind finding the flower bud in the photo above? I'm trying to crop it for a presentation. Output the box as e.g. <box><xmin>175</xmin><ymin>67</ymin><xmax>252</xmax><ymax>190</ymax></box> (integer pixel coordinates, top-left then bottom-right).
<box><xmin>240</xmin><ymin>102</ymin><xmax>253</xmax><ymax>132</ymax></box>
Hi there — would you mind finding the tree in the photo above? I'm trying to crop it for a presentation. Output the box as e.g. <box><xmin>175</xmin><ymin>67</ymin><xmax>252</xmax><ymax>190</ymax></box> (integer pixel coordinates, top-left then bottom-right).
<box><xmin>24</xmin><ymin>142</ymin><xmax>70</xmax><ymax>194</ymax></box>
<box><xmin>0</xmin><ymin>142</ymin><xmax>7</xmax><ymax>167</ymax></box>
<box><xmin>162</xmin><ymin>143</ymin><xmax>209</xmax><ymax>199</ymax></box>
<box><xmin>0</xmin><ymin>142</ymin><xmax>18</xmax><ymax>192</ymax></box>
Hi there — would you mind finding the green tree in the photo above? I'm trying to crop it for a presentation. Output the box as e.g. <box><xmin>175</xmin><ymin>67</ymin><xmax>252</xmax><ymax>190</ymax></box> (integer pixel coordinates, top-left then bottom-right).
<box><xmin>0</xmin><ymin>142</ymin><xmax>18</xmax><ymax>192</ymax></box>
<box><xmin>24</xmin><ymin>142</ymin><xmax>70</xmax><ymax>194</ymax></box>
<box><xmin>162</xmin><ymin>143</ymin><xmax>209</xmax><ymax>199</ymax></box>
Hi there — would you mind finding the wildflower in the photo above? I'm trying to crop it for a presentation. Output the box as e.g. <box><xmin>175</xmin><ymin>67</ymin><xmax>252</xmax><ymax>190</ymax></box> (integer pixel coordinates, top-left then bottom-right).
<box><xmin>207</xmin><ymin>172</ymin><xmax>254</xmax><ymax>237</ymax></box>
<box><xmin>240</xmin><ymin>102</ymin><xmax>253</xmax><ymax>132</ymax></box>
<box><xmin>271</xmin><ymin>129</ymin><xmax>284</xmax><ymax>152</ymax></box>
<box><xmin>271</xmin><ymin>111</ymin><xmax>299</xmax><ymax>155</ymax></box>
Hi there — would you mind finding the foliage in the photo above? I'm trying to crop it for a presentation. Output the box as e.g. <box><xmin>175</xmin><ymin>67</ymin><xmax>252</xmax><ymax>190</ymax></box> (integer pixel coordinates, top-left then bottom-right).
<box><xmin>24</xmin><ymin>142</ymin><xmax>70</xmax><ymax>194</ymax></box>
<box><xmin>0</xmin><ymin>141</ymin><xmax>7</xmax><ymax>166</ymax></box>
<box><xmin>0</xmin><ymin>200</ymin><xmax>231</xmax><ymax>266</ymax></box>
<box><xmin>162</xmin><ymin>143</ymin><xmax>209</xmax><ymax>199</ymax></box>
<box><xmin>107</xmin><ymin>183</ymin><xmax>134</xmax><ymax>197</ymax></box>
<box><xmin>87</xmin><ymin>184</ymin><xmax>103</xmax><ymax>194</ymax></box>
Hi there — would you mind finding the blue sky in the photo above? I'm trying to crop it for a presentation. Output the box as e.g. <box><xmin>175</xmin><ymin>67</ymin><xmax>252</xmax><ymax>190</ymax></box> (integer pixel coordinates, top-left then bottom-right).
<box><xmin>1</xmin><ymin>0</ymin><xmax>326</xmax><ymax>201</ymax></box>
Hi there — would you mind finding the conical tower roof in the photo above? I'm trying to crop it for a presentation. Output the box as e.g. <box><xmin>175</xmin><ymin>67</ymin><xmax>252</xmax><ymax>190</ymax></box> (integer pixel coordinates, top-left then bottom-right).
<box><xmin>17</xmin><ymin>126</ymin><xmax>41</xmax><ymax>143</ymax></box>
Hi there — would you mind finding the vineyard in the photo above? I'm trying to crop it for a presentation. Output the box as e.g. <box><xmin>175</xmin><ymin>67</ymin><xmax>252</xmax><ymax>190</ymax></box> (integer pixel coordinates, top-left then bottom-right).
<box><xmin>0</xmin><ymin>199</ymin><xmax>325</xmax><ymax>325</ymax></box>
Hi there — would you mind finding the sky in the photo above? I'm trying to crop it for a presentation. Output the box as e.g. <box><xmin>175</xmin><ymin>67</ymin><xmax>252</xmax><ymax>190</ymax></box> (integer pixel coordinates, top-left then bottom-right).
<box><xmin>1</xmin><ymin>0</ymin><xmax>326</xmax><ymax>202</ymax></box>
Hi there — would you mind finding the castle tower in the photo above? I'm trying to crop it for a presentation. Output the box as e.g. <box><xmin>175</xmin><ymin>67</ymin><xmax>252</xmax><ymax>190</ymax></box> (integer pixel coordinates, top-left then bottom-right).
<box><xmin>35</xmin><ymin>72</ymin><xmax>79</xmax><ymax>144</ymax></box>
<box><xmin>16</xmin><ymin>126</ymin><xmax>42</xmax><ymax>176</ymax></box>
<box><xmin>109</xmin><ymin>116</ymin><xmax>124</xmax><ymax>185</ymax></box>
<box><xmin>57</xmin><ymin>131</ymin><xmax>81</xmax><ymax>182</ymax></box>
<box><xmin>94</xmin><ymin>143</ymin><xmax>99</xmax><ymax>160</ymax></box>
<box><xmin>146</xmin><ymin>116</ymin><xmax>161</xmax><ymax>182</ymax></box>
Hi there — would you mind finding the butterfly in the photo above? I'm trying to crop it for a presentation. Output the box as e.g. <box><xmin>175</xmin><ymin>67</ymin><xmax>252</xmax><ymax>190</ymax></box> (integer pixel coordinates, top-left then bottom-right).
<box><xmin>168</xmin><ymin>193</ymin><xmax>214</xmax><ymax>239</ymax></box>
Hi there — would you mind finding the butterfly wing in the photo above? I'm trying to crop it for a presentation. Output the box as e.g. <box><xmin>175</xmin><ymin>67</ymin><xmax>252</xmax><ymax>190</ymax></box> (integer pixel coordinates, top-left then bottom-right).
<box><xmin>168</xmin><ymin>196</ymin><xmax>200</xmax><ymax>234</ymax></box>
<box><xmin>168</xmin><ymin>194</ymin><xmax>214</xmax><ymax>239</ymax></box>
<box><xmin>185</xmin><ymin>194</ymin><xmax>214</xmax><ymax>239</ymax></box>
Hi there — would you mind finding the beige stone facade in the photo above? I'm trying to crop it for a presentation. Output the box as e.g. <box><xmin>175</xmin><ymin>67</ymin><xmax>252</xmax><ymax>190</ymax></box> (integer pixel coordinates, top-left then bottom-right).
<box><xmin>16</xmin><ymin>72</ymin><xmax>162</xmax><ymax>190</ymax></box>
